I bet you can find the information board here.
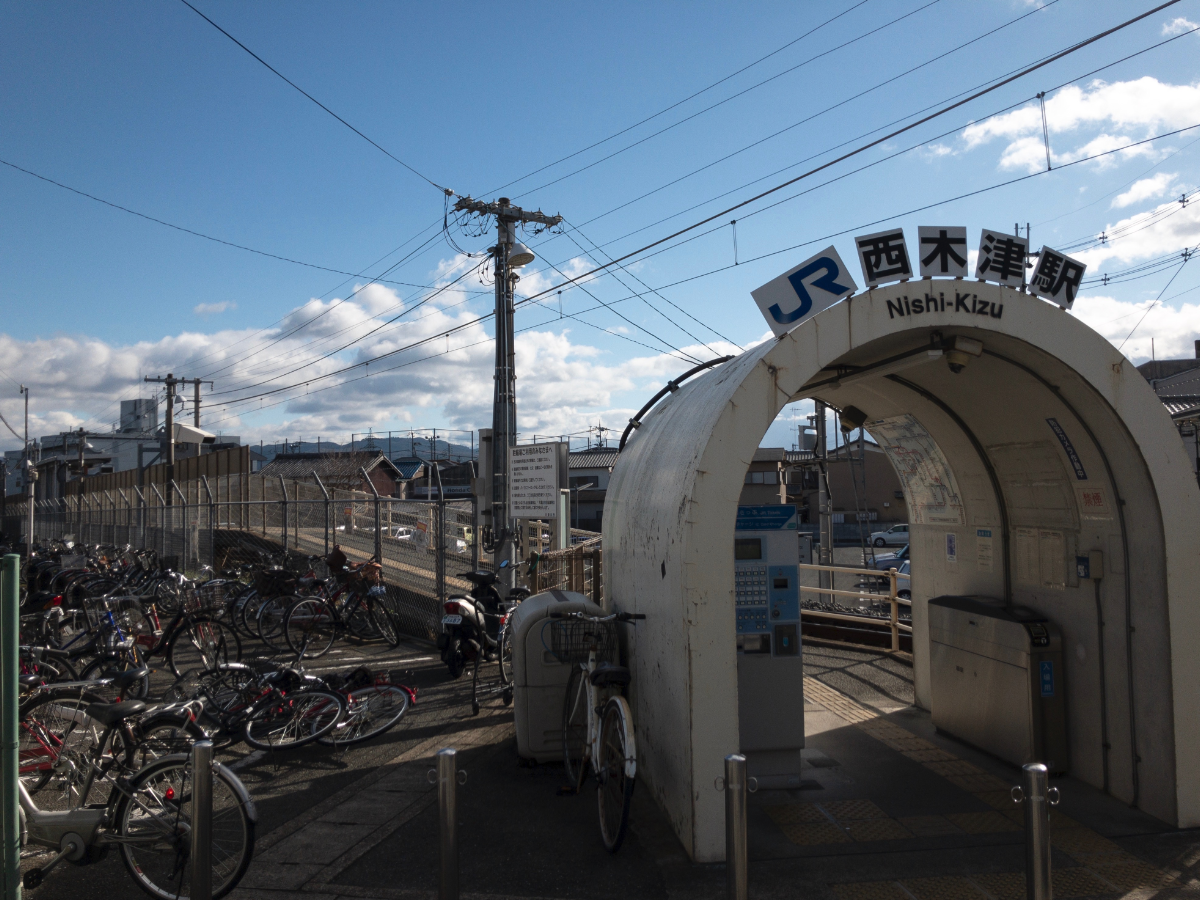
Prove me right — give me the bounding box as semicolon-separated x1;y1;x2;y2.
509;443;562;519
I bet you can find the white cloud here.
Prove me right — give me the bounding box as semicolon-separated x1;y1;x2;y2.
961;78;1200;173
1162;16;1199;36
1112;172;1177;208
193;301;236;316
1071;293;1200;363
0;257;742;453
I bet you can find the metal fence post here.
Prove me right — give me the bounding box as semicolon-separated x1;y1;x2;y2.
360;467;382;563
1014;763;1057;900
724;754;749;900
437;501;446;605
278;475;288;551
313;472;330;556
888;567;900;652
2;554;20;900
431;748;461;900
190;739;214;900
202;476;215;570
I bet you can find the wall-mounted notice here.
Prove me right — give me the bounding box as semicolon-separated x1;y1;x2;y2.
976;528;994;572
509;443;562;519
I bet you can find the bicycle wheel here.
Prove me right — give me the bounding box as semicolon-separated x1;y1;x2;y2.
255;595;297;650
238;590;266;638
167;617;241;678
561;666;590;790
18;690;109;797
242;689;345;751
596;696;636;852
115;753;255;900
499;626;514;686
368;598;400;648
318;684;411;746
130;713;206;769
284;598;338;658
112;602;158;654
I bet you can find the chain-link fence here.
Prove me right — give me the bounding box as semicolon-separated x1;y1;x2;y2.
11;472;482;643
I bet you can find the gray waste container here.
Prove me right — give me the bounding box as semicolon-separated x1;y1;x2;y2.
511;589;603;762
929;595;1068;773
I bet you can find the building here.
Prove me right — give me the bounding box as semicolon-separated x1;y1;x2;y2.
568;447;617;531
258;451;403;496
1139;341;1200;481
404;459;476;500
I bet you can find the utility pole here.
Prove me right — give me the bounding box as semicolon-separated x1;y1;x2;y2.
19;386;35;551
453;196;561;592
813;403;833;595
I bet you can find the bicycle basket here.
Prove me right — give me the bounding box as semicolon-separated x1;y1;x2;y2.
184;582;227;614
254;568;298;598
547;619;619;666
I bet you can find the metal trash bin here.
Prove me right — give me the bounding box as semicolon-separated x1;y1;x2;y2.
510;589;603;762
929;595;1069;773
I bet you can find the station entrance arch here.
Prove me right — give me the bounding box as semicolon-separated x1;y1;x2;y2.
604;280;1200;862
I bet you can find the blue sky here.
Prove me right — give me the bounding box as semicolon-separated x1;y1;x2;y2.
2;0;1198;451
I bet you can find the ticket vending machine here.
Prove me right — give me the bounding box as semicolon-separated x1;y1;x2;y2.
735;505;805;785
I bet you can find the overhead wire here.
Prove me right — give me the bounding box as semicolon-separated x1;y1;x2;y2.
1118;250;1195;348
516;0;1058;202
0;158;470;293
177;0;451;194
485;0;876;195
546;9;1191;258
516;0;1185;305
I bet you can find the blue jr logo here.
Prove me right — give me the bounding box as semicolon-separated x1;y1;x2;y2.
770;257;854;324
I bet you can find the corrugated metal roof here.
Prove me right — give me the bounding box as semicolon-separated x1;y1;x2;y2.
391;456;425;480
569;449;619;470
259;451;400;484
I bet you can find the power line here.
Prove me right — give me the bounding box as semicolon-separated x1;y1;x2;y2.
1118;251;1196;349
485;0;876;195
519;122;1200;316
0;157;476;293
518;0;1184;306
177;0;450;195
512;0;949;200
517;19;1200;313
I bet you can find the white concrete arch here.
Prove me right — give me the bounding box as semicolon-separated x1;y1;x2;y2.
604;280;1200;862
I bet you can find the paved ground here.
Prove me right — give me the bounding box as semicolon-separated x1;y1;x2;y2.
30;635;1200;900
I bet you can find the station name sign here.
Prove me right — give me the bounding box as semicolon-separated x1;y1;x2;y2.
750;225;1088;336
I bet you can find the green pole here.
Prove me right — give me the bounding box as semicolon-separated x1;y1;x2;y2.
1;554;19;900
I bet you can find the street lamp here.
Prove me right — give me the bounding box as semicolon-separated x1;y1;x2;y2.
570;482;594;531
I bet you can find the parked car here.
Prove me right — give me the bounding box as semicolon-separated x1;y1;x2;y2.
866;544;909;570
869;523;909;547
386;526;416;542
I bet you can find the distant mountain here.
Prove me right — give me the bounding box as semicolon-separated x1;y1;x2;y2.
255;436;476;463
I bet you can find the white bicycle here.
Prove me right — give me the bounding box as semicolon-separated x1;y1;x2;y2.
551;609;645;852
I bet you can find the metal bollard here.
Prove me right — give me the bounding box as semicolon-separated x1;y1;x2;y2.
721;754;753;900
1012;763;1060;900
428;748;467;900
190;740;214;900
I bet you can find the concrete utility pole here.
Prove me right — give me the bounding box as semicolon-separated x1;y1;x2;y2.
19;386;34;550
453;196;561;592
813;402;834;593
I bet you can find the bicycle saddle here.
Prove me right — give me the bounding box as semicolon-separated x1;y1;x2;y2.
110;667;151;691
85;700;148;727
589;663;631;688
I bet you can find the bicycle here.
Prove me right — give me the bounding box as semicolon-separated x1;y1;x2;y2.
317;666;416;746
549;609;645;852
282;569;400;659
19;703;255;898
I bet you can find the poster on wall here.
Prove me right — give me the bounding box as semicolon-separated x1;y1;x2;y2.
867;414;966;526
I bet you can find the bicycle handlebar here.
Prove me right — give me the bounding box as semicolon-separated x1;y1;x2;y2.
547;610;646;622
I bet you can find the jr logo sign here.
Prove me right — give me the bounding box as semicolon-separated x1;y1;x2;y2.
751;246;857;338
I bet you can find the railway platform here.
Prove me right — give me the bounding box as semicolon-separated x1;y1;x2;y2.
225;640;1197;900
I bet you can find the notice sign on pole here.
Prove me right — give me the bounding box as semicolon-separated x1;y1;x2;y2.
509;443;561;519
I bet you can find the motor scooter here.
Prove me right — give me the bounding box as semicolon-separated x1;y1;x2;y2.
437;559;530;679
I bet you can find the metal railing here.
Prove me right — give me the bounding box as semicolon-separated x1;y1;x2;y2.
530;536;603;603
797;562;912;652
12;472;482;643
